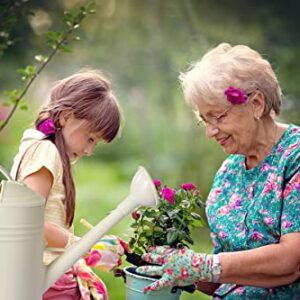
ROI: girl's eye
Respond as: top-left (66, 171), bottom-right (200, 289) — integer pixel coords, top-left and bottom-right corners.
top-left (88, 138), bottom-right (95, 143)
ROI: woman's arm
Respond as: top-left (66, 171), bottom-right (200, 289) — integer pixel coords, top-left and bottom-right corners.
top-left (23, 167), bottom-right (74, 248)
top-left (197, 282), bottom-right (220, 295)
top-left (219, 232), bottom-right (300, 286)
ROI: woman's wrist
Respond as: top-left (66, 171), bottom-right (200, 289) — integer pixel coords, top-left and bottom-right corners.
top-left (196, 253), bottom-right (222, 283)
top-left (211, 254), bottom-right (222, 283)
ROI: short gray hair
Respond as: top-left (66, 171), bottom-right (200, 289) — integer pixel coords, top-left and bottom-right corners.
top-left (179, 43), bottom-right (282, 116)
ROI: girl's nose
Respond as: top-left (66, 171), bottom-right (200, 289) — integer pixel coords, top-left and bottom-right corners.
top-left (205, 124), bottom-right (219, 138)
top-left (84, 145), bottom-right (94, 157)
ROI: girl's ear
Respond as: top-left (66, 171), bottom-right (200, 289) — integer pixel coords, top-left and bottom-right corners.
top-left (59, 110), bottom-right (73, 127)
top-left (250, 90), bottom-right (265, 120)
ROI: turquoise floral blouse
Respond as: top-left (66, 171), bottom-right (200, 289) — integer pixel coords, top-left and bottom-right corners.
top-left (206, 124), bottom-right (300, 299)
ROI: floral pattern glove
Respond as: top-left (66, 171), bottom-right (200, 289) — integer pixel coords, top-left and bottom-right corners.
top-left (136, 246), bottom-right (214, 293)
top-left (84, 235), bottom-right (130, 272)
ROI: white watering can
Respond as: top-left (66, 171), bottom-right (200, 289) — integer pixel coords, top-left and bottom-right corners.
top-left (0, 165), bottom-right (158, 300)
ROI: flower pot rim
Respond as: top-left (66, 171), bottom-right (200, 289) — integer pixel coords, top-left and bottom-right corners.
top-left (124, 266), bottom-right (158, 282)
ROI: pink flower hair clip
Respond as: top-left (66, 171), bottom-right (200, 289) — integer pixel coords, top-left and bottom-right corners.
top-left (37, 118), bottom-right (56, 135)
top-left (224, 86), bottom-right (248, 105)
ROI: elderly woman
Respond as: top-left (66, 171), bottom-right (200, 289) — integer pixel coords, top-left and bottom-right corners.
top-left (137, 43), bottom-right (300, 299)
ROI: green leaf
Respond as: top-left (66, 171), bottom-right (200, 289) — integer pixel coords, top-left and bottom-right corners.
top-left (59, 43), bottom-right (72, 53)
top-left (183, 235), bottom-right (194, 244)
top-left (195, 197), bottom-right (205, 209)
top-left (19, 98), bottom-right (28, 110)
top-left (46, 31), bottom-right (62, 47)
top-left (167, 231), bottom-right (178, 244)
top-left (153, 226), bottom-right (164, 233)
top-left (143, 210), bottom-right (156, 218)
top-left (130, 222), bottom-right (138, 228)
top-left (144, 229), bottom-right (153, 237)
top-left (140, 220), bottom-right (154, 228)
top-left (17, 65), bottom-right (37, 80)
top-left (191, 219), bottom-right (204, 227)
top-left (133, 247), bottom-right (144, 256)
top-left (191, 212), bottom-right (201, 220)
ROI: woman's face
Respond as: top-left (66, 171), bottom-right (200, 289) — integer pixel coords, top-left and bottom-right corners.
top-left (196, 100), bottom-right (256, 155)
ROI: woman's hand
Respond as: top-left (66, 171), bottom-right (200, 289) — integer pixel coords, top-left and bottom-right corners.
top-left (136, 246), bottom-right (213, 293)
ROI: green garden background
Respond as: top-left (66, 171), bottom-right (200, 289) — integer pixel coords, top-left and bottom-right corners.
top-left (1, 1), bottom-right (299, 299)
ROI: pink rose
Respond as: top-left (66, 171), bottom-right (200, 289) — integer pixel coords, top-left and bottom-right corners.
top-left (161, 187), bottom-right (176, 205)
top-left (224, 86), bottom-right (247, 105)
top-left (153, 179), bottom-right (162, 188)
top-left (131, 211), bottom-right (140, 220)
top-left (181, 182), bottom-right (196, 190)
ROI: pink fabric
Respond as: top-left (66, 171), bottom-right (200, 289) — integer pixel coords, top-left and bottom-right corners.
top-left (43, 268), bottom-right (81, 300)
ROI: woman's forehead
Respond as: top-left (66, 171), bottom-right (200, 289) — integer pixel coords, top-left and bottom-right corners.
top-left (196, 101), bottom-right (228, 116)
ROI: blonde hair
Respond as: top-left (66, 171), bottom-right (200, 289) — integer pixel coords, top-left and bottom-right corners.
top-left (179, 43), bottom-right (282, 116)
top-left (35, 70), bottom-right (122, 227)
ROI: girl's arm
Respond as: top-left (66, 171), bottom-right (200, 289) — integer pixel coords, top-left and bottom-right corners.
top-left (23, 167), bottom-right (74, 248)
top-left (219, 232), bottom-right (300, 287)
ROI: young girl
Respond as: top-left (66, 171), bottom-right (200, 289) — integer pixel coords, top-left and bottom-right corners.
top-left (10, 70), bottom-right (128, 300)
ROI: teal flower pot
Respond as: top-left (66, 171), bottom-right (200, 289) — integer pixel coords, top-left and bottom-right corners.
top-left (124, 266), bottom-right (182, 300)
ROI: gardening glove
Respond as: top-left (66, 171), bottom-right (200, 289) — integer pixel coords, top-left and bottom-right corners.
top-left (74, 259), bottom-right (109, 300)
top-left (136, 246), bottom-right (216, 293)
top-left (84, 235), bottom-right (130, 272)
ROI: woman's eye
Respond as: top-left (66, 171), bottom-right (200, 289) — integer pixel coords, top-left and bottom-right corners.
top-left (216, 113), bottom-right (226, 120)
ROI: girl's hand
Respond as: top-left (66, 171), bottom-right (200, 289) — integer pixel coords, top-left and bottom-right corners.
top-left (84, 235), bottom-right (130, 272)
top-left (136, 246), bottom-right (213, 293)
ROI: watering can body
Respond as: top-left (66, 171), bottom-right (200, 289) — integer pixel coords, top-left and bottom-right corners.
top-left (0, 180), bottom-right (45, 300)
top-left (0, 166), bottom-right (158, 300)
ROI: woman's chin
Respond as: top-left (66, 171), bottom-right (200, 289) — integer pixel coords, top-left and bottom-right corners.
top-left (221, 144), bottom-right (238, 155)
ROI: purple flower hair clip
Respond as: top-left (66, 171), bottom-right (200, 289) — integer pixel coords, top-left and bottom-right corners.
top-left (224, 86), bottom-right (248, 105)
top-left (38, 118), bottom-right (56, 135)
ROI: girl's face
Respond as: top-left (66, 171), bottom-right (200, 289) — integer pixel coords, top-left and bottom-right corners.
top-left (196, 100), bottom-right (257, 156)
top-left (60, 113), bottom-right (102, 160)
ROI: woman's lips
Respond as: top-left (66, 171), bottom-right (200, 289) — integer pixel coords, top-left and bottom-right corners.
top-left (217, 136), bottom-right (230, 146)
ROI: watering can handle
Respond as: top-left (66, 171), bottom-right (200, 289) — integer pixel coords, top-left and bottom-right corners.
top-left (0, 165), bottom-right (13, 181)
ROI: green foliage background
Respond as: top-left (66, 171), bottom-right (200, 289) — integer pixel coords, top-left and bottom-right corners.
top-left (1, 1), bottom-right (299, 299)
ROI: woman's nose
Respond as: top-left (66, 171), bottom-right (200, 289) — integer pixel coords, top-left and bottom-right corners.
top-left (205, 124), bottom-right (219, 138)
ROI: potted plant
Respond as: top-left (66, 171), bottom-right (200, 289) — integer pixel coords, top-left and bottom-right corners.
top-left (123, 179), bottom-right (206, 299)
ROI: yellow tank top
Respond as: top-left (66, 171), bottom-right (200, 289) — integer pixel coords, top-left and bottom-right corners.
top-left (10, 129), bottom-right (74, 265)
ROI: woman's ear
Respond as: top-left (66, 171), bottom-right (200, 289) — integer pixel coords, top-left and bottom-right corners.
top-left (250, 90), bottom-right (265, 120)
top-left (59, 110), bottom-right (73, 127)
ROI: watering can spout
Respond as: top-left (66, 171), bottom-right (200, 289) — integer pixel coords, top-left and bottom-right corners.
top-left (44, 166), bottom-right (158, 292)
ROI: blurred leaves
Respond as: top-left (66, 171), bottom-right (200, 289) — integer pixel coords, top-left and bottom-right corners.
top-left (0, 0), bottom-right (95, 133)
top-left (0, 0), bottom-right (31, 57)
